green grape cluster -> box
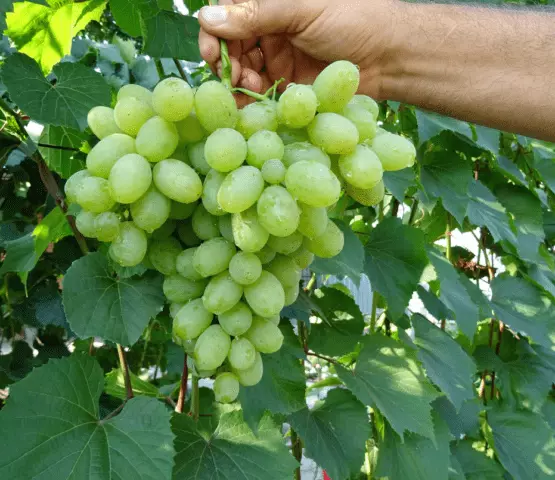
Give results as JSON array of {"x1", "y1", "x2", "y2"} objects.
[{"x1": 68, "y1": 61, "x2": 415, "y2": 403}]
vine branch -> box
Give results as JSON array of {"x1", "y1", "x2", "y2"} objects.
[
  {"x1": 175, "y1": 353, "x2": 188, "y2": 414},
  {"x1": 290, "y1": 428, "x2": 302, "y2": 480},
  {"x1": 190, "y1": 375, "x2": 200, "y2": 421}
]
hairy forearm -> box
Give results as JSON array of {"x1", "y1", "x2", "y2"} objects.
[{"x1": 378, "y1": 3, "x2": 555, "y2": 140}]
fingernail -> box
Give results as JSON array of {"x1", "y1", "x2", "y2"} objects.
[{"x1": 201, "y1": 6, "x2": 227, "y2": 26}]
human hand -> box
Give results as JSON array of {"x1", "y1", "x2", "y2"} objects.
[{"x1": 198, "y1": 0, "x2": 400, "y2": 106}]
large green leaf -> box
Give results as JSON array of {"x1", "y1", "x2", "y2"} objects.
[
  {"x1": 337, "y1": 334, "x2": 439, "y2": 440},
  {"x1": 364, "y1": 218, "x2": 428, "y2": 319},
  {"x1": 311, "y1": 220, "x2": 364, "y2": 283},
  {"x1": 0, "y1": 355, "x2": 175, "y2": 479},
  {"x1": 433, "y1": 397, "x2": 481, "y2": 439},
  {"x1": 6, "y1": 0, "x2": 106, "y2": 74},
  {"x1": 62, "y1": 253, "x2": 165, "y2": 346},
  {"x1": 109, "y1": 0, "x2": 163, "y2": 37},
  {"x1": 38, "y1": 125, "x2": 86, "y2": 179},
  {"x1": 416, "y1": 110, "x2": 473, "y2": 145},
  {"x1": 307, "y1": 286, "x2": 365, "y2": 356},
  {"x1": 490, "y1": 275, "x2": 555, "y2": 348},
  {"x1": 488, "y1": 407, "x2": 552, "y2": 480},
  {"x1": 412, "y1": 314, "x2": 476, "y2": 410},
  {"x1": 172, "y1": 411, "x2": 298, "y2": 479},
  {"x1": 383, "y1": 168, "x2": 416, "y2": 203},
  {"x1": 450, "y1": 441, "x2": 505, "y2": 479},
  {"x1": 142, "y1": 11, "x2": 202, "y2": 62},
  {"x1": 1, "y1": 53, "x2": 111, "y2": 130},
  {"x1": 288, "y1": 389, "x2": 370, "y2": 480}
]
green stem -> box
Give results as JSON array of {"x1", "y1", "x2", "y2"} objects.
[
  {"x1": 154, "y1": 58, "x2": 165, "y2": 80},
  {"x1": 365, "y1": 439, "x2": 374, "y2": 480},
  {"x1": 175, "y1": 353, "x2": 188, "y2": 414},
  {"x1": 408, "y1": 199, "x2": 420, "y2": 225},
  {"x1": 369, "y1": 292, "x2": 379, "y2": 333},
  {"x1": 173, "y1": 59, "x2": 187, "y2": 81},
  {"x1": 219, "y1": 40, "x2": 233, "y2": 89},
  {"x1": 291, "y1": 428, "x2": 302, "y2": 480},
  {"x1": 117, "y1": 344, "x2": 134, "y2": 400},
  {"x1": 305, "y1": 272, "x2": 316, "y2": 292},
  {"x1": 378, "y1": 200, "x2": 384, "y2": 222},
  {"x1": 231, "y1": 87, "x2": 268, "y2": 101},
  {"x1": 191, "y1": 375, "x2": 200, "y2": 421},
  {"x1": 446, "y1": 214, "x2": 452, "y2": 264}
]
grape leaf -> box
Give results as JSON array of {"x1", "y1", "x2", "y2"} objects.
[
  {"x1": 450, "y1": 441, "x2": 505, "y2": 480},
  {"x1": 172, "y1": 411, "x2": 298, "y2": 480},
  {"x1": 109, "y1": 0, "x2": 169, "y2": 37},
  {"x1": 185, "y1": 0, "x2": 205, "y2": 14},
  {"x1": 490, "y1": 274, "x2": 555, "y2": 348},
  {"x1": 311, "y1": 220, "x2": 364, "y2": 283},
  {"x1": 105, "y1": 368, "x2": 161, "y2": 400},
  {"x1": 531, "y1": 144, "x2": 555, "y2": 193},
  {"x1": 0, "y1": 340, "x2": 34, "y2": 388},
  {"x1": 417, "y1": 285, "x2": 452, "y2": 321},
  {"x1": 62, "y1": 253, "x2": 165, "y2": 346},
  {"x1": 364, "y1": 217, "x2": 428, "y2": 320},
  {"x1": 416, "y1": 109, "x2": 473, "y2": 145},
  {"x1": 412, "y1": 314, "x2": 476, "y2": 410},
  {"x1": 488, "y1": 406, "x2": 552, "y2": 480},
  {"x1": 288, "y1": 389, "x2": 370, "y2": 480},
  {"x1": 1, "y1": 53, "x2": 111, "y2": 130},
  {"x1": 38, "y1": 126, "x2": 86, "y2": 179},
  {"x1": 495, "y1": 156, "x2": 527, "y2": 187},
  {"x1": 474, "y1": 125, "x2": 500, "y2": 154},
  {"x1": 142, "y1": 11, "x2": 202, "y2": 62},
  {"x1": 433, "y1": 397, "x2": 482, "y2": 439},
  {"x1": 375, "y1": 413, "x2": 451, "y2": 480},
  {"x1": 426, "y1": 246, "x2": 480, "y2": 338},
  {"x1": 307, "y1": 286, "x2": 365, "y2": 356},
  {"x1": 6, "y1": 0, "x2": 106, "y2": 74},
  {"x1": 337, "y1": 334, "x2": 439, "y2": 440},
  {"x1": 383, "y1": 168, "x2": 417, "y2": 203},
  {"x1": 0, "y1": 355, "x2": 175, "y2": 479}
]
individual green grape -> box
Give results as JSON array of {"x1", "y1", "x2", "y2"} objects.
[
  {"x1": 109, "y1": 153, "x2": 152, "y2": 204},
  {"x1": 136, "y1": 116, "x2": 179, "y2": 163},
  {"x1": 153, "y1": 159, "x2": 202, "y2": 204},
  {"x1": 188, "y1": 141, "x2": 211, "y2": 175},
  {"x1": 228, "y1": 251, "x2": 262, "y2": 285},
  {"x1": 114, "y1": 97, "x2": 155, "y2": 136},
  {"x1": 228, "y1": 337, "x2": 256, "y2": 370},
  {"x1": 175, "y1": 111, "x2": 206, "y2": 145},
  {"x1": 130, "y1": 186, "x2": 171, "y2": 233},
  {"x1": 342, "y1": 104, "x2": 377, "y2": 142},
  {"x1": 193, "y1": 237, "x2": 236, "y2": 277},
  {"x1": 307, "y1": 113, "x2": 359, "y2": 155},
  {"x1": 297, "y1": 203, "x2": 328, "y2": 238},
  {"x1": 76, "y1": 176, "x2": 116, "y2": 213},
  {"x1": 282, "y1": 142, "x2": 331, "y2": 168},
  {"x1": 349, "y1": 94, "x2": 379, "y2": 120},
  {"x1": 75, "y1": 210, "x2": 98, "y2": 238},
  {"x1": 373, "y1": 127, "x2": 388, "y2": 138},
  {"x1": 265, "y1": 254, "x2": 301, "y2": 288},
  {"x1": 87, "y1": 106, "x2": 122, "y2": 139},
  {"x1": 214, "y1": 372, "x2": 240, "y2": 403},
  {"x1": 64, "y1": 170, "x2": 91, "y2": 204},
  {"x1": 169, "y1": 201, "x2": 197, "y2": 220},
  {"x1": 305, "y1": 220, "x2": 344, "y2": 258},
  {"x1": 163, "y1": 274, "x2": 207, "y2": 303},
  {"x1": 246, "y1": 130, "x2": 284, "y2": 169},
  {"x1": 233, "y1": 351, "x2": 263, "y2": 386},
  {"x1": 202, "y1": 169, "x2": 227, "y2": 216},
  {"x1": 285, "y1": 161, "x2": 341, "y2": 208},
  {"x1": 151, "y1": 219, "x2": 176, "y2": 240},
  {"x1": 236, "y1": 100, "x2": 278, "y2": 139},
  {"x1": 217, "y1": 166, "x2": 265, "y2": 214},
  {"x1": 277, "y1": 84, "x2": 318, "y2": 128},
  {"x1": 261, "y1": 159, "x2": 286, "y2": 184},
  {"x1": 117, "y1": 84, "x2": 153, "y2": 105},
  {"x1": 177, "y1": 222, "x2": 202, "y2": 246},
  {"x1": 148, "y1": 237, "x2": 182, "y2": 275},
  {"x1": 257, "y1": 186, "x2": 300, "y2": 237},
  {"x1": 192, "y1": 204, "x2": 220, "y2": 240},
  {"x1": 175, "y1": 336, "x2": 197, "y2": 356},
  {"x1": 169, "y1": 302, "x2": 185, "y2": 318},
  {"x1": 339, "y1": 144, "x2": 383, "y2": 189},
  {"x1": 244, "y1": 271, "x2": 285, "y2": 317},
  {"x1": 173, "y1": 298, "x2": 213, "y2": 341},
  {"x1": 194, "y1": 80, "x2": 238, "y2": 133},
  {"x1": 254, "y1": 244, "x2": 276, "y2": 265},
  {"x1": 172, "y1": 143, "x2": 193, "y2": 164},
  {"x1": 371, "y1": 132, "x2": 416, "y2": 171},
  {"x1": 267, "y1": 232, "x2": 303, "y2": 255},
  {"x1": 204, "y1": 128, "x2": 247, "y2": 172},
  {"x1": 109, "y1": 222, "x2": 148, "y2": 267},
  {"x1": 218, "y1": 215, "x2": 234, "y2": 243},
  {"x1": 86, "y1": 133, "x2": 136, "y2": 179},
  {"x1": 218, "y1": 301, "x2": 253, "y2": 336},
  {"x1": 284, "y1": 282, "x2": 300, "y2": 306},
  {"x1": 312, "y1": 60, "x2": 360, "y2": 113},
  {"x1": 152, "y1": 77, "x2": 194, "y2": 122},
  {"x1": 176, "y1": 248, "x2": 203, "y2": 280},
  {"x1": 345, "y1": 179, "x2": 385, "y2": 206},
  {"x1": 202, "y1": 271, "x2": 243, "y2": 315},
  {"x1": 232, "y1": 207, "x2": 269, "y2": 253},
  {"x1": 194, "y1": 324, "x2": 232, "y2": 370},
  {"x1": 290, "y1": 246, "x2": 315, "y2": 269},
  {"x1": 94, "y1": 211, "x2": 120, "y2": 242},
  {"x1": 244, "y1": 316, "x2": 284, "y2": 354},
  {"x1": 329, "y1": 155, "x2": 345, "y2": 187},
  {"x1": 276, "y1": 125, "x2": 309, "y2": 145}
]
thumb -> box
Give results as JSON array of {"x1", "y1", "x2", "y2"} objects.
[{"x1": 198, "y1": 0, "x2": 301, "y2": 40}]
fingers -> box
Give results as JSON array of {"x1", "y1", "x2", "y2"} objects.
[
  {"x1": 198, "y1": 28, "x2": 220, "y2": 65},
  {"x1": 217, "y1": 57, "x2": 263, "y2": 92}
]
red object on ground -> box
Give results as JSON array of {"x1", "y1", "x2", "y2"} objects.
[{"x1": 323, "y1": 471, "x2": 331, "y2": 480}]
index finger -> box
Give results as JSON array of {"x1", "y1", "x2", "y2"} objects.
[{"x1": 199, "y1": 27, "x2": 221, "y2": 66}]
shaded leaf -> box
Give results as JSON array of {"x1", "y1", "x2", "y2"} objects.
[
  {"x1": 383, "y1": 168, "x2": 416, "y2": 203},
  {"x1": 450, "y1": 441, "x2": 505, "y2": 480},
  {"x1": 416, "y1": 110, "x2": 473, "y2": 145},
  {"x1": 417, "y1": 285, "x2": 452, "y2": 321},
  {"x1": 433, "y1": 397, "x2": 482, "y2": 439},
  {"x1": 495, "y1": 155, "x2": 527, "y2": 187},
  {"x1": 0, "y1": 340, "x2": 34, "y2": 388},
  {"x1": 531, "y1": 144, "x2": 555, "y2": 193}
]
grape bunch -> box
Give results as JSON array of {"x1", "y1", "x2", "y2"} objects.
[{"x1": 66, "y1": 60, "x2": 415, "y2": 403}]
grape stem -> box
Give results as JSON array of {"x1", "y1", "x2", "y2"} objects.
[
  {"x1": 190, "y1": 375, "x2": 200, "y2": 421},
  {"x1": 154, "y1": 58, "x2": 165, "y2": 80},
  {"x1": 173, "y1": 59, "x2": 187, "y2": 81},
  {"x1": 175, "y1": 353, "x2": 188, "y2": 414}
]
